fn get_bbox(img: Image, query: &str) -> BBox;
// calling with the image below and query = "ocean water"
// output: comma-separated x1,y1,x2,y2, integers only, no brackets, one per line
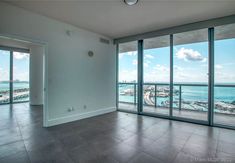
0,82,30,102
0,82,29,91
119,84,235,109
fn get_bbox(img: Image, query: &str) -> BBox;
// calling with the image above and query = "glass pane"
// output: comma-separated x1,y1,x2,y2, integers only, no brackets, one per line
0,50,10,104
13,51,30,103
143,35,170,115
173,29,208,121
118,41,138,111
214,23,235,126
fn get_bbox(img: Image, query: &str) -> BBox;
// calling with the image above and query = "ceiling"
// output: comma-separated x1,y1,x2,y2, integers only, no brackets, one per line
5,0,235,39
119,23,235,52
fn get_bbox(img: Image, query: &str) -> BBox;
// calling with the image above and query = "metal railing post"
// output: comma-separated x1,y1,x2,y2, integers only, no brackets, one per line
155,84,157,108
134,83,137,105
116,44,119,110
179,85,182,110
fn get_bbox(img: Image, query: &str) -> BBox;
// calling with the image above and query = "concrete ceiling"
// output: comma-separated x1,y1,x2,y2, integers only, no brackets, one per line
119,23,235,52
5,0,235,39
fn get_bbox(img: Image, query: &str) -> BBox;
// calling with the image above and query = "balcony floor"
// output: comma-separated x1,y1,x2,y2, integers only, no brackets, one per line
119,103,235,126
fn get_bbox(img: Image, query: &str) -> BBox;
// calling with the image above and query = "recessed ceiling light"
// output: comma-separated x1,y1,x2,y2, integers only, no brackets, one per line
124,0,138,6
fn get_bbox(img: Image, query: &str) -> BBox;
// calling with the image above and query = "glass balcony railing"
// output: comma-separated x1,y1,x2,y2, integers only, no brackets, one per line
118,82,235,115
0,86,29,104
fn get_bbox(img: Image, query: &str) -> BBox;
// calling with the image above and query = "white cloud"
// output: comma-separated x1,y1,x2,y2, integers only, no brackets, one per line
132,59,150,67
174,65,183,71
144,65,170,82
13,72,29,81
0,50,10,56
144,63,149,68
143,60,152,68
119,51,137,59
154,64,169,72
127,51,137,56
215,64,223,69
132,59,137,65
13,52,29,60
173,71,208,83
119,70,137,82
0,67,9,81
176,48,206,62
144,54,154,59
215,71,235,83
119,53,124,59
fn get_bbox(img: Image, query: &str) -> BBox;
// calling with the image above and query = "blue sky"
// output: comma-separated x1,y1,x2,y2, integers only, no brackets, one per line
119,38,235,83
0,50,29,82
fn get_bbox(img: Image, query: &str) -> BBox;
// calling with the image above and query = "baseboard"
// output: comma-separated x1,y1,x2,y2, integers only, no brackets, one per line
46,107,116,127
30,104,43,106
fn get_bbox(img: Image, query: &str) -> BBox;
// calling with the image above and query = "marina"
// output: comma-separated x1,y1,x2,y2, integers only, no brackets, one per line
119,82,235,114
0,82,29,104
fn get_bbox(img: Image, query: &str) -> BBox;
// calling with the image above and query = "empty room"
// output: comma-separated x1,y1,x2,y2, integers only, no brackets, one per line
0,0,235,163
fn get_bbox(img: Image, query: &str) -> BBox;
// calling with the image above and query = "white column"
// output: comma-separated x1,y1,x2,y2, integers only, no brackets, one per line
29,45,44,105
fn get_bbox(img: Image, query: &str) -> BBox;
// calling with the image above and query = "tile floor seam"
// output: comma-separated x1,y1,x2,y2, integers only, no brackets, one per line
14,106,32,163
215,130,221,156
141,150,166,163
176,131,193,157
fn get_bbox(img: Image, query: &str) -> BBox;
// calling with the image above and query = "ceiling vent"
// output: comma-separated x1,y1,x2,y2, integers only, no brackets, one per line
99,38,110,44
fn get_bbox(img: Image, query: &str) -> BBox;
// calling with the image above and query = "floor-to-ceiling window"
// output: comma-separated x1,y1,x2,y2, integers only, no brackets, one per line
214,23,235,127
118,41,138,112
173,29,209,121
142,35,170,115
116,20,235,129
0,50,10,104
0,48,30,104
13,51,30,103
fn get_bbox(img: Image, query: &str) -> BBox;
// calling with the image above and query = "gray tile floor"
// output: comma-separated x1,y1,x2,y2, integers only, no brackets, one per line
0,103,235,163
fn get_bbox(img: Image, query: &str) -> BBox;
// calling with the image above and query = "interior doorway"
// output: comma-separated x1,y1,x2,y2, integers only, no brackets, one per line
0,35,46,126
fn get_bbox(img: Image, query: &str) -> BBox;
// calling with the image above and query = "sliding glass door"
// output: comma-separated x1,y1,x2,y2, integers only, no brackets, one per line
173,29,209,121
142,36,170,115
13,51,30,103
0,48,30,104
214,23,235,127
118,41,138,112
0,50,10,104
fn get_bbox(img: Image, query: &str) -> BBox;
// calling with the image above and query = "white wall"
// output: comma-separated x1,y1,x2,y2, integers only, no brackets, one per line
30,45,44,105
0,2,116,126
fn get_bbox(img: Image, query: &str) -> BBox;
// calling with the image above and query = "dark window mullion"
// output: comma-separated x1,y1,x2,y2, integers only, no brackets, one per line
208,28,215,126
10,51,13,104
138,40,143,113
170,34,173,117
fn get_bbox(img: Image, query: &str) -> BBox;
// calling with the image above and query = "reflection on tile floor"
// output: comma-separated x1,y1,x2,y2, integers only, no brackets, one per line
0,103,235,163
119,102,235,125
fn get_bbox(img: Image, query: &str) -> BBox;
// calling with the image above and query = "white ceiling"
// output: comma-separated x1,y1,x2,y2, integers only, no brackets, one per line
5,0,235,39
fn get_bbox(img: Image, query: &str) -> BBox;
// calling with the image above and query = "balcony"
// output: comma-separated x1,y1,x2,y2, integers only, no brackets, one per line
118,82,235,126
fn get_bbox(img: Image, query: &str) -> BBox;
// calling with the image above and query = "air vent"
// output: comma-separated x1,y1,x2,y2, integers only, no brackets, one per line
99,38,110,44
